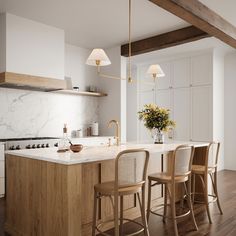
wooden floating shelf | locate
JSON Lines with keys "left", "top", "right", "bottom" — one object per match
{"left": 52, "top": 89, "right": 108, "bottom": 97}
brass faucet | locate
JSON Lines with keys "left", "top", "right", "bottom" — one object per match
{"left": 108, "top": 120, "right": 120, "bottom": 146}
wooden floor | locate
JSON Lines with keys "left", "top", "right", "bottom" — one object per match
{"left": 0, "top": 170, "right": 236, "bottom": 236}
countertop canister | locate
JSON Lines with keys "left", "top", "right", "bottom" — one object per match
{"left": 91, "top": 122, "right": 99, "bottom": 136}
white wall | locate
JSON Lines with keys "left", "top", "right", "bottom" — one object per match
{"left": 213, "top": 50, "right": 225, "bottom": 170}
{"left": 0, "top": 13, "right": 6, "bottom": 72}
{"left": 127, "top": 66, "right": 138, "bottom": 141}
{"left": 120, "top": 56, "right": 127, "bottom": 142}
{"left": 65, "top": 44, "right": 98, "bottom": 90}
{"left": 97, "top": 46, "right": 127, "bottom": 141}
{"left": 224, "top": 52, "right": 236, "bottom": 170}
{"left": 5, "top": 13, "right": 64, "bottom": 79}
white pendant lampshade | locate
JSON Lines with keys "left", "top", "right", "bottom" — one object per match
{"left": 147, "top": 64, "right": 165, "bottom": 79}
{"left": 86, "top": 48, "right": 111, "bottom": 66}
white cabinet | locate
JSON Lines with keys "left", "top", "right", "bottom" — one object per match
{"left": 156, "top": 89, "right": 172, "bottom": 111}
{"left": 138, "top": 90, "right": 155, "bottom": 142}
{"left": 172, "top": 58, "right": 190, "bottom": 88}
{"left": 191, "top": 53, "right": 212, "bottom": 86}
{"left": 138, "top": 65, "right": 155, "bottom": 92}
{"left": 156, "top": 62, "right": 171, "bottom": 90}
{"left": 173, "top": 88, "right": 190, "bottom": 140}
{"left": 191, "top": 86, "right": 213, "bottom": 141}
{"left": 137, "top": 51, "right": 222, "bottom": 146}
{"left": 0, "top": 143, "right": 4, "bottom": 197}
{"left": 0, "top": 144, "right": 3, "bottom": 160}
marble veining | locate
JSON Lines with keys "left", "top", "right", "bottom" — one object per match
{"left": 0, "top": 87, "right": 99, "bottom": 138}
{"left": 5, "top": 141, "right": 209, "bottom": 165}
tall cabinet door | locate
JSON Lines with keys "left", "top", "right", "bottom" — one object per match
{"left": 172, "top": 58, "right": 190, "bottom": 88}
{"left": 138, "top": 89, "right": 155, "bottom": 142}
{"left": 191, "top": 86, "right": 213, "bottom": 141}
{"left": 156, "top": 89, "right": 173, "bottom": 118}
{"left": 173, "top": 88, "right": 190, "bottom": 140}
{"left": 156, "top": 62, "right": 171, "bottom": 90}
{"left": 191, "top": 53, "right": 212, "bottom": 86}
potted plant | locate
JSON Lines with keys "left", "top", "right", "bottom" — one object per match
{"left": 138, "top": 104, "right": 175, "bottom": 144}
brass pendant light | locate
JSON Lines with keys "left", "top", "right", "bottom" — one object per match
{"left": 86, "top": 0, "right": 133, "bottom": 83}
{"left": 86, "top": 0, "right": 165, "bottom": 84}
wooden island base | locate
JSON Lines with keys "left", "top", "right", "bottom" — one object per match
{"left": 5, "top": 146, "right": 207, "bottom": 236}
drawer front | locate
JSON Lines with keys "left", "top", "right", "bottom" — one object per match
{"left": 0, "top": 161, "right": 4, "bottom": 177}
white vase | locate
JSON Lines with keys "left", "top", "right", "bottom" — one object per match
{"left": 153, "top": 129, "right": 164, "bottom": 144}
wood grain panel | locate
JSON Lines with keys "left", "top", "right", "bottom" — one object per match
{"left": 121, "top": 26, "right": 209, "bottom": 56}
{"left": 0, "top": 72, "right": 67, "bottom": 91}
{"left": 5, "top": 155, "right": 82, "bottom": 236}
{"left": 81, "top": 163, "right": 100, "bottom": 224}
{"left": 149, "top": 0, "right": 236, "bottom": 48}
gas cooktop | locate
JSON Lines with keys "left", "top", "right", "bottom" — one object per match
{"left": 3, "top": 137, "right": 60, "bottom": 150}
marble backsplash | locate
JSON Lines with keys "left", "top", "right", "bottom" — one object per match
{"left": 0, "top": 88, "right": 99, "bottom": 139}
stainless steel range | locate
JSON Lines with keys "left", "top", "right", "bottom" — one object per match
{"left": 3, "top": 137, "right": 60, "bottom": 151}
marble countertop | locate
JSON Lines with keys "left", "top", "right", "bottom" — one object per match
{"left": 5, "top": 141, "right": 209, "bottom": 165}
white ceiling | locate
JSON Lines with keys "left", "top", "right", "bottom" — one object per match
{"left": 1, "top": 0, "right": 236, "bottom": 49}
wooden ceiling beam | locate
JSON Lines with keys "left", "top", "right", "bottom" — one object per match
{"left": 121, "top": 25, "right": 209, "bottom": 57}
{"left": 149, "top": 0, "right": 236, "bottom": 49}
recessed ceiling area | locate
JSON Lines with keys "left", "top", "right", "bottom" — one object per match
{"left": 1, "top": 0, "right": 236, "bottom": 50}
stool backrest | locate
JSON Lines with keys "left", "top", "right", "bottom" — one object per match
{"left": 206, "top": 142, "right": 220, "bottom": 169}
{"left": 115, "top": 149, "right": 149, "bottom": 189}
{"left": 171, "top": 145, "right": 195, "bottom": 180}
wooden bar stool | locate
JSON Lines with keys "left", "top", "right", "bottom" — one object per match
{"left": 147, "top": 145, "right": 198, "bottom": 236}
{"left": 92, "top": 149, "right": 150, "bottom": 236}
{"left": 192, "top": 141, "right": 223, "bottom": 224}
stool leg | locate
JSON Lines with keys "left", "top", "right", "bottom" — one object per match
{"left": 184, "top": 181, "right": 198, "bottom": 231}
{"left": 200, "top": 174, "right": 212, "bottom": 224}
{"left": 163, "top": 184, "right": 168, "bottom": 223}
{"left": 120, "top": 195, "right": 124, "bottom": 235}
{"left": 92, "top": 191, "right": 98, "bottom": 236}
{"left": 192, "top": 173, "right": 196, "bottom": 203}
{"left": 147, "top": 179, "right": 152, "bottom": 222}
{"left": 138, "top": 188, "right": 150, "bottom": 236}
{"left": 212, "top": 172, "right": 223, "bottom": 214}
{"left": 114, "top": 194, "right": 119, "bottom": 236}
{"left": 180, "top": 184, "right": 185, "bottom": 210}
{"left": 169, "top": 185, "right": 178, "bottom": 236}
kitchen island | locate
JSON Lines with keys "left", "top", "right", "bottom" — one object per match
{"left": 5, "top": 141, "right": 208, "bottom": 236}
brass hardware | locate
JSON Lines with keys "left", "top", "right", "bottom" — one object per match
{"left": 95, "top": 60, "right": 101, "bottom": 66}
{"left": 108, "top": 120, "right": 120, "bottom": 146}
{"left": 90, "top": 0, "right": 133, "bottom": 83}
{"left": 153, "top": 73, "right": 157, "bottom": 80}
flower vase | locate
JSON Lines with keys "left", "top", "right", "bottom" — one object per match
{"left": 153, "top": 129, "right": 164, "bottom": 144}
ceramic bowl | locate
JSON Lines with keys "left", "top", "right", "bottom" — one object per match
{"left": 70, "top": 144, "right": 83, "bottom": 153}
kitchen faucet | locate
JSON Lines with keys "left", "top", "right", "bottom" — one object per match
{"left": 108, "top": 120, "right": 120, "bottom": 146}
